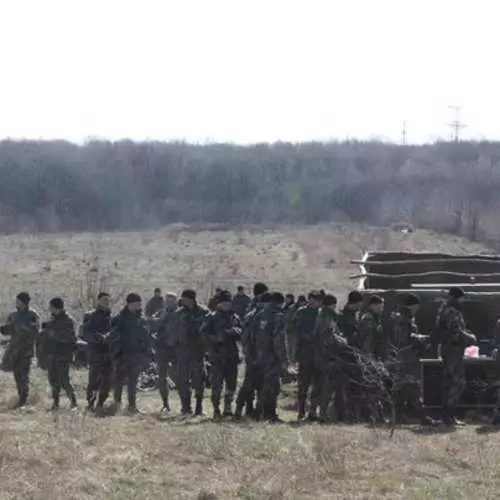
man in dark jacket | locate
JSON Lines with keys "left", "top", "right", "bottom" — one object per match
{"left": 145, "top": 288, "right": 165, "bottom": 320}
{"left": 80, "top": 292, "right": 112, "bottom": 411}
{"left": 294, "top": 290, "right": 323, "bottom": 420}
{"left": 42, "top": 297, "right": 77, "bottom": 411}
{"left": 108, "top": 293, "right": 151, "bottom": 413}
{"left": 173, "top": 289, "right": 210, "bottom": 416}
{"left": 1, "top": 292, "right": 40, "bottom": 408}
{"left": 337, "top": 291, "right": 364, "bottom": 346}
{"left": 232, "top": 286, "right": 251, "bottom": 319}
{"left": 202, "top": 290, "right": 242, "bottom": 419}
{"left": 154, "top": 292, "right": 179, "bottom": 413}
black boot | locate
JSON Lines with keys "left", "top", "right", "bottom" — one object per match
{"left": 194, "top": 397, "right": 204, "bottom": 416}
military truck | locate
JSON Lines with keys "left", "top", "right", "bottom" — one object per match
{"left": 352, "top": 251, "right": 500, "bottom": 411}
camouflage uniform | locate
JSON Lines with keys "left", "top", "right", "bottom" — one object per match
{"left": 337, "top": 306, "right": 359, "bottom": 346}
{"left": 253, "top": 304, "right": 288, "bottom": 420}
{"left": 202, "top": 310, "right": 242, "bottom": 416}
{"left": 294, "top": 306, "right": 322, "bottom": 418}
{"left": 235, "top": 304, "right": 263, "bottom": 417}
{"left": 232, "top": 293, "right": 251, "bottom": 320}
{"left": 173, "top": 304, "right": 210, "bottom": 415}
{"left": 283, "top": 303, "right": 297, "bottom": 362}
{"left": 1, "top": 308, "right": 40, "bottom": 407}
{"left": 154, "top": 308, "right": 178, "bottom": 410}
{"left": 315, "top": 308, "right": 349, "bottom": 422}
{"left": 145, "top": 296, "right": 165, "bottom": 319}
{"left": 357, "top": 311, "right": 387, "bottom": 360}
{"left": 42, "top": 311, "right": 77, "bottom": 408}
{"left": 391, "top": 307, "right": 428, "bottom": 420}
{"left": 108, "top": 307, "right": 151, "bottom": 410}
{"left": 80, "top": 308, "right": 112, "bottom": 409}
{"left": 435, "top": 300, "right": 475, "bottom": 421}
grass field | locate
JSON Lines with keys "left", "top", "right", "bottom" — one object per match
{"left": 0, "top": 224, "right": 497, "bottom": 499}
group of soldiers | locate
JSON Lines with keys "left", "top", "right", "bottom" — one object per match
{"left": 0, "top": 283, "right": 484, "bottom": 426}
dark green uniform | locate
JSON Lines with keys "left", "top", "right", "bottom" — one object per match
{"left": 294, "top": 305, "right": 321, "bottom": 419}
{"left": 145, "top": 296, "right": 165, "bottom": 319}
{"left": 173, "top": 304, "right": 210, "bottom": 415}
{"left": 232, "top": 293, "right": 251, "bottom": 320}
{"left": 315, "top": 307, "right": 349, "bottom": 422}
{"left": 1, "top": 308, "right": 40, "bottom": 407}
{"left": 202, "top": 310, "right": 242, "bottom": 416}
{"left": 108, "top": 307, "right": 151, "bottom": 410}
{"left": 435, "top": 300, "right": 475, "bottom": 422}
{"left": 357, "top": 310, "right": 387, "bottom": 360}
{"left": 42, "top": 311, "right": 77, "bottom": 408}
{"left": 80, "top": 308, "right": 112, "bottom": 410}
{"left": 253, "top": 304, "right": 288, "bottom": 421}
{"left": 337, "top": 305, "right": 359, "bottom": 346}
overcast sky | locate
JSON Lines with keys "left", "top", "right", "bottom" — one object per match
{"left": 0, "top": 0, "right": 497, "bottom": 144}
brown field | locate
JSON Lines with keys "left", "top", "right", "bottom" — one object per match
{"left": 0, "top": 224, "right": 497, "bottom": 499}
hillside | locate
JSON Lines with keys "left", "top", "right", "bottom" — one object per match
{"left": 0, "top": 223, "right": 491, "bottom": 319}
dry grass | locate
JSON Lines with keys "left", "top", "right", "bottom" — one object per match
{"left": 0, "top": 223, "right": 496, "bottom": 499}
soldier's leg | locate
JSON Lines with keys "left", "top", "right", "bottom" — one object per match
{"left": 192, "top": 355, "right": 206, "bottom": 416}
{"left": 113, "top": 363, "right": 125, "bottom": 406}
{"left": 13, "top": 355, "right": 31, "bottom": 407}
{"left": 157, "top": 354, "right": 170, "bottom": 410}
{"left": 97, "top": 357, "right": 112, "bottom": 408}
{"left": 126, "top": 361, "right": 141, "bottom": 411}
{"left": 267, "top": 370, "right": 281, "bottom": 421}
{"left": 297, "top": 358, "right": 312, "bottom": 418}
{"left": 236, "top": 363, "right": 253, "bottom": 417}
{"left": 319, "top": 370, "right": 335, "bottom": 422}
{"left": 448, "top": 361, "right": 466, "bottom": 419}
{"left": 210, "top": 363, "right": 224, "bottom": 417}
{"left": 223, "top": 360, "right": 238, "bottom": 416}
{"left": 87, "top": 361, "right": 101, "bottom": 409}
{"left": 176, "top": 353, "right": 192, "bottom": 414}
{"left": 309, "top": 367, "right": 323, "bottom": 419}
{"left": 60, "top": 360, "right": 77, "bottom": 407}
{"left": 48, "top": 357, "right": 61, "bottom": 409}
{"left": 334, "top": 370, "right": 347, "bottom": 422}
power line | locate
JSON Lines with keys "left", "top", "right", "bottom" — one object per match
{"left": 448, "top": 105, "right": 466, "bottom": 142}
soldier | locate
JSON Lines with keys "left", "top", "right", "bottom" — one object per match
{"left": 202, "top": 290, "right": 242, "bottom": 419}
{"left": 391, "top": 293, "right": 438, "bottom": 425}
{"left": 294, "top": 290, "right": 323, "bottom": 420}
{"left": 357, "top": 295, "right": 386, "bottom": 359}
{"left": 246, "top": 282, "right": 269, "bottom": 315}
{"left": 41, "top": 298, "right": 78, "bottom": 411}
{"left": 235, "top": 291, "right": 272, "bottom": 419}
{"left": 435, "top": 287, "right": 476, "bottom": 426}
{"left": 337, "top": 291, "right": 364, "bottom": 346}
{"left": 316, "top": 294, "right": 349, "bottom": 423}
{"left": 253, "top": 292, "right": 288, "bottom": 422}
{"left": 155, "top": 292, "right": 179, "bottom": 413}
{"left": 232, "top": 286, "right": 251, "bottom": 319}
{"left": 0, "top": 292, "right": 40, "bottom": 409}
{"left": 80, "top": 292, "right": 112, "bottom": 411}
{"left": 108, "top": 293, "right": 151, "bottom": 413}
{"left": 174, "top": 289, "right": 210, "bottom": 416}
{"left": 145, "top": 288, "right": 165, "bottom": 319}
{"left": 208, "top": 288, "right": 222, "bottom": 312}
{"left": 283, "top": 293, "right": 296, "bottom": 362}
{"left": 295, "top": 295, "right": 307, "bottom": 310}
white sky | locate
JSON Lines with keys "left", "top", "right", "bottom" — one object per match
{"left": 0, "top": 0, "right": 498, "bottom": 144}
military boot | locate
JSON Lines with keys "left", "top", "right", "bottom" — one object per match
{"left": 194, "top": 396, "right": 204, "bottom": 417}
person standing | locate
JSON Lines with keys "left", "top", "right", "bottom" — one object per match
{"left": 155, "top": 292, "right": 179, "bottom": 413}
{"left": 80, "top": 292, "right": 112, "bottom": 411}
{"left": 174, "top": 289, "right": 210, "bottom": 416}
{"left": 145, "top": 288, "right": 165, "bottom": 319}
{"left": 0, "top": 292, "right": 40, "bottom": 409}
{"left": 202, "top": 290, "right": 242, "bottom": 419}
{"left": 108, "top": 293, "right": 151, "bottom": 414}
{"left": 294, "top": 291, "right": 323, "bottom": 420}
{"left": 232, "top": 286, "right": 251, "bottom": 319}
{"left": 435, "top": 287, "right": 476, "bottom": 426}
{"left": 42, "top": 298, "right": 77, "bottom": 411}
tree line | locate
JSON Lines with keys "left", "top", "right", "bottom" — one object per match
{"left": 1, "top": 139, "right": 500, "bottom": 243}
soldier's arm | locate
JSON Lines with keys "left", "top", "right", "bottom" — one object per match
{"left": 80, "top": 313, "right": 105, "bottom": 343}
{"left": 447, "top": 311, "right": 476, "bottom": 344}
{"left": 357, "top": 314, "right": 374, "bottom": 350}
{"left": 52, "top": 318, "right": 77, "bottom": 344}
{"left": 274, "top": 315, "right": 288, "bottom": 367}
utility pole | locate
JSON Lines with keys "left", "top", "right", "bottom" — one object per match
{"left": 448, "top": 105, "right": 466, "bottom": 142}
{"left": 401, "top": 120, "right": 407, "bottom": 145}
